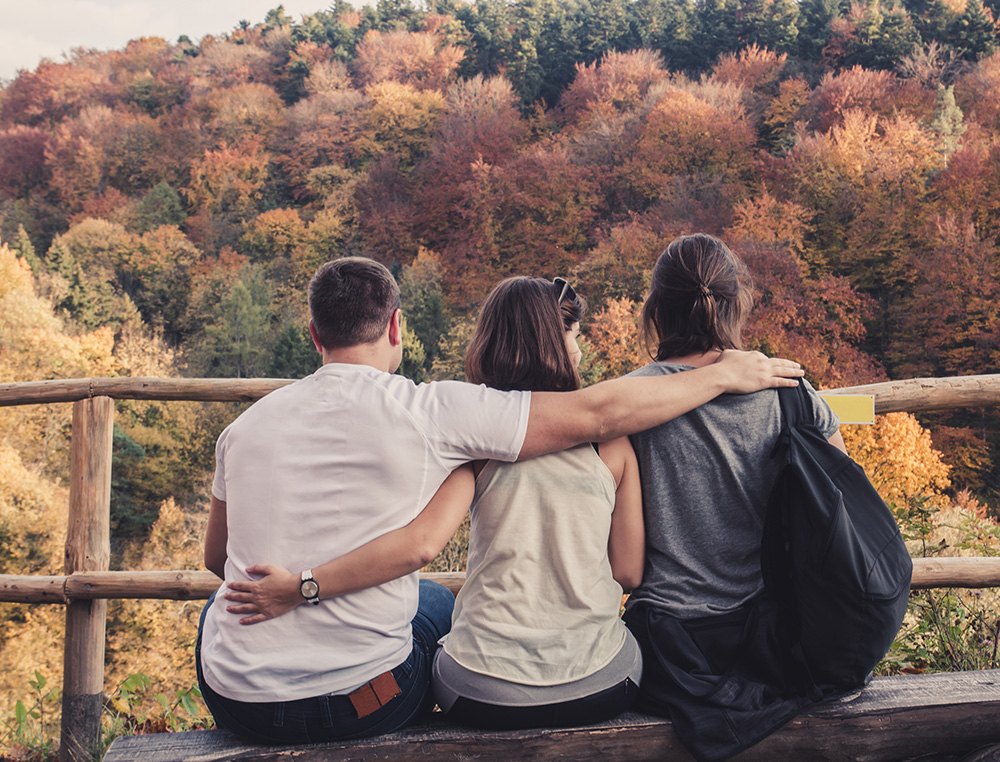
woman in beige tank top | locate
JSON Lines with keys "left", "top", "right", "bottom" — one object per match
{"left": 431, "top": 276, "right": 646, "bottom": 729}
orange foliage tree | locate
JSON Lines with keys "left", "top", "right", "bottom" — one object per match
{"left": 353, "top": 28, "right": 465, "bottom": 92}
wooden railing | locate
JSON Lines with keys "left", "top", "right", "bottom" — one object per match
{"left": 2, "top": 374, "right": 1000, "bottom": 761}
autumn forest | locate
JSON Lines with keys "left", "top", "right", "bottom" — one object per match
{"left": 3, "top": 0, "right": 1000, "bottom": 738}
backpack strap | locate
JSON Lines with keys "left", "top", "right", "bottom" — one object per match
{"left": 777, "top": 382, "right": 812, "bottom": 431}
{"left": 771, "top": 384, "right": 809, "bottom": 460}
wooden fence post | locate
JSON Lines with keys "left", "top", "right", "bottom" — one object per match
{"left": 60, "top": 397, "right": 113, "bottom": 762}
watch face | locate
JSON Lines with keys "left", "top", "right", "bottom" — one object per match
{"left": 301, "top": 579, "right": 320, "bottom": 599}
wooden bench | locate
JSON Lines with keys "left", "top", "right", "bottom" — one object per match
{"left": 102, "top": 669, "right": 1000, "bottom": 761}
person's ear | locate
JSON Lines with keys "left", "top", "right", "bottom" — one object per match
{"left": 308, "top": 320, "right": 323, "bottom": 354}
{"left": 387, "top": 308, "right": 403, "bottom": 347}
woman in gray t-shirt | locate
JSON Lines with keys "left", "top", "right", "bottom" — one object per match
{"left": 623, "top": 233, "right": 845, "bottom": 758}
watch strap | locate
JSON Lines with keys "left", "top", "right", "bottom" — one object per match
{"left": 300, "top": 569, "right": 320, "bottom": 605}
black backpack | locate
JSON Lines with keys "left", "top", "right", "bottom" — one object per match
{"left": 760, "top": 383, "right": 912, "bottom": 696}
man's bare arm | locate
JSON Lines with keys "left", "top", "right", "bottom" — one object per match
{"left": 519, "top": 350, "right": 803, "bottom": 460}
{"left": 204, "top": 495, "right": 228, "bottom": 579}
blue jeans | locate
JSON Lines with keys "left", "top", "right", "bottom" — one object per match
{"left": 196, "top": 579, "right": 455, "bottom": 744}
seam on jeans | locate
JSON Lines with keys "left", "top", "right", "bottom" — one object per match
{"left": 320, "top": 696, "right": 335, "bottom": 728}
{"left": 272, "top": 702, "right": 285, "bottom": 728}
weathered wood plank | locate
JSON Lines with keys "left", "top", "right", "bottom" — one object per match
{"left": 0, "top": 559, "right": 996, "bottom": 606}
{"left": 102, "top": 671, "right": 1000, "bottom": 762}
{"left": 910, "top": 557, "right": 1000, "bottom": 590}
{"left": 62, "top": 397, "right": 113, "bottom": 762}
{"left": 0, "top": 377, "right": 293, "bottom": 406}
{"left": 2, "top": 374, "right": 1000, "bottom": 413}
{"left": 826, "top": 374, "right": 1000, "bottom": 414}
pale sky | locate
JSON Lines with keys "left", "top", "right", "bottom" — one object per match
{"left": 0, "top": 1, "right": 339, "bottom": 82}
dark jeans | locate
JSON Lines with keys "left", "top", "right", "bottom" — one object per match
{"left": 196, "top": 578, "right": 455, "bottom": 744}
{"left": 443, "top": 676, "right": 638, "bottom": 730}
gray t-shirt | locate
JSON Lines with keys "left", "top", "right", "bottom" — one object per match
{"left": 625, "top": 362, "right": 840, "bottom": 619}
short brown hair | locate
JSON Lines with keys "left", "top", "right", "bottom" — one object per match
{"left": 641, "top": 234, "right": 753, "bottom": 361}
{"left": 465, "top": 277, "right": 585, "bottom": 393}
{"left": 308, "top": 257, "right": 401, "bottom": 350}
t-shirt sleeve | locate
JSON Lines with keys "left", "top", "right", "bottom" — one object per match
{"left": 211, "top": 425, "right": 230, "bottom": 502}
{"left": 804, "top": 380, "right": 840, "bottom": 438}
{"left": 416, "top": 380, "right": 531, "bottom": 466}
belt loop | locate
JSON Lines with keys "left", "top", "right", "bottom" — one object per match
{"left": 272, "top": 701, "right": 285, "bottom": 729}
{"left": 319, "top": 695, "right": 335, "bottom": 728}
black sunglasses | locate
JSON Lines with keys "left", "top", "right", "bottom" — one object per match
{"left": 552, "top": 277, "right": 576, "bottom": 304}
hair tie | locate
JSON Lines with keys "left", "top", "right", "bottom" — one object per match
{"left": 698, "top": 285, "right": 714, "bottom": 299}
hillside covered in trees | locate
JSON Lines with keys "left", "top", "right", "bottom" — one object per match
{"left": 2, "top": 0, "right": 1000, "bottom": 734}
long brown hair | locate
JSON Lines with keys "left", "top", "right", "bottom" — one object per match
{"left": 641, "top": 234, "right": 753, "bottom": 361}
{"left": 465, "top": 277, "right": 586, "bottom": 392}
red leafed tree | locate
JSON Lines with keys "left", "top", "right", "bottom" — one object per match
{"left": 572, "top": 219, "right": 664, "bottom": 310}
{"left": 891, "top": 213, "right": 1000, "bottom": 379}
{"left": 622, "top": 85, "right": 756, "bottom": 201}
{"left": 711, "top": 44, "right": 787, "bottom": 92}
{"left": 0, "top": 60, "right": 106, "bottom": 127}
{"left": 726, "top": 195, "right": 885, "bottom": 387}
{"left": 410, "top": 76, "right": 528, "bottom": 288}
{"left": 810, "top": 65, "right": 900, "bottom": 133}
{"left": 46, "top": 106, "right": 165, "bottom": 211}
{"left": 737, "top": 239, "right": 885, "bottom": 388}
{"left": 184, "top": 137, "right": 271, "bottom": 221}
{"left": 275, "top": 87, "right": 367, "bottom": 199}
{"left": 353, "top": 29, "right": 465, "bottom": 92}
{"left": 557, "top": 49, "right": 669, "bottom": 128}
{"left": 0, "top": 126, "right": 51, "bottom": 200}
{"left": 931, "top": 129, "right": 1000, "bottom": 248}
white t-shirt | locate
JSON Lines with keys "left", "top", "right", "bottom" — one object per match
{"left": 200, "top": 362, "right": 530, "bottom": 702}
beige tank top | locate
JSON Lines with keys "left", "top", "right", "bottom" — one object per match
{"left": 441, "top": 444, "right": 628, "bottom": 685}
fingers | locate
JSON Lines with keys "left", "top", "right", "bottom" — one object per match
{"left": 240, "top": 614, "right": 268, "bottom": 625}
{"left": 225, "top": 602, "right": 261, "bottom": 614}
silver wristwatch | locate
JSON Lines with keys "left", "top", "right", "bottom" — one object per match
{"left": 299, "top": 569, "right": 320, "bottom": 605}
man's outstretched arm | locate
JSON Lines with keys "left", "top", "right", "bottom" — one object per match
{"left": 518, "top": 349, "right": 802, "bottom": 460}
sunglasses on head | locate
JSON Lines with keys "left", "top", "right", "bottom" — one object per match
{"left": 552, "top": 277, "right": 576, "bottom": 304}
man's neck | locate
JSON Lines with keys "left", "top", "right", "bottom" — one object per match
{"left": 321, "top": 345, "right": 393, "bottom": 373}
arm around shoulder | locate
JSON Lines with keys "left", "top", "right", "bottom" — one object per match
{"left": 519, "top": 351, "right": 803, "bottom": 460}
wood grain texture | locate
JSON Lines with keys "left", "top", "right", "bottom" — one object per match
{"left": 101, "top": 671, "right": 1000, "bottom": 762}
{"left": 0, "top": 560, "right": 997, "bottom": 605}
{"left": 62, "top": 398, "right": 113, "bottom": 762}
{"left": 825, "top": 374, "right": 1000, "bottom": 414}
{"left": 1, "top": 374, "right": 1000, "bottom": 413}
{"left": 0, "top": 377, "right": 293, "bottom": 406}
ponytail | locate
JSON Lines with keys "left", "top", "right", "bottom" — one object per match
{"left": 641, "top": 234, "right": 753, "bottom": 362}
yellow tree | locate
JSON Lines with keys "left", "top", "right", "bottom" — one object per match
{"left": 842, "top": 413, "right": 951, "bottom": 511}
{"left": 584, "top": 297, "right": 646, "bottom": 382}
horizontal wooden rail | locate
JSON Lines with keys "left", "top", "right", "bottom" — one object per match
{"left": 0, "top": 562, "right": 993, "bottom": 605}
{"left": 0, "top": 378, "right": 293, "bottom": 407}
{"left": 2, "top": 374, "right": 1000, "bottom": 412}
{"left": 827, "top": 374, "right": 1000, "bottom": 414}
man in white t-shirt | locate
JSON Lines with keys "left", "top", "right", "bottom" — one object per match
{"left": 196, "top": 257, "right": 804, "bottom": 744}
